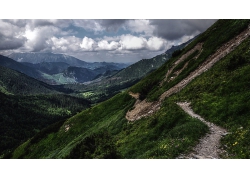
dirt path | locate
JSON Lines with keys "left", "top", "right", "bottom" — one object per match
{"left": 160, "top": 43, "right": 203, "bottom": 85}
{"left": 126, "top": 26, "right": 250, "bottom": 122}
{"left": 176, "top": 102, "right": 228, "bottom": 159}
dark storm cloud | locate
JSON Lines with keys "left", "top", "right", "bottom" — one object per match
{"left": 2, "top": 19, "right": 71, "bottom": 30}
{"left": 0, "top": 33, "right": 25, "bottom": 50}
{"left": 2, "top": 19, "right": 27, "bottom": 27}
{"left": 97, "top": 19, "right": 128, "bottom": 32}
{"left": 31, "top": 20, "right": 56, "bottom": 27}
{"left": 150, "top": 19, "right": 217, "bottom": 40}
{"left": 29, "top": 19, "right": 72, "bottom": 29}
{"left": 31, "top": 41, "right": 48, "bottom": 52}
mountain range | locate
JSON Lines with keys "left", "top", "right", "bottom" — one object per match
{"left": 2, "top": 52, "right": 128, "bottom": 84}
{"left": 8, "top": 52, "right": 128, "bottom": 69}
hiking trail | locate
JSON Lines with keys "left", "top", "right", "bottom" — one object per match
{"left": 176, "top": 102, "right": 228, "bottom": 159}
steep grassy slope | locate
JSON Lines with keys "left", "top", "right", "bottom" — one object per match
{"left": 10, "top": 93, "right": 207, "bottom": 159}
{"left": 9, "top": 19, "right": 250, "bottom": 159}
{"left": 129, "top": 20, "right": 250, "bottom": 101}
{"left": 127, "top": 19, "right": 250, "bottom": 158}
{"left": 112, "top": 38, "right": 194, "bottom": 82}
{"left": 176, "top": 36, "right": 250, "bottom": 158}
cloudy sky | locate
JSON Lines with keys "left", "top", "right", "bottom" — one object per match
{"left": 0, "top": 19, "right": 216, "bottom": 63}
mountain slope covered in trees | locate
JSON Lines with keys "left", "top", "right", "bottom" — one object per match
{"left": 0, "top": 65, "right": 91, "bottom": 155}
{"left": 0, "top": 55, "right": 42, "bottom": 80}
{"left": 0, "top": 92, "right": 90, "bottom": 156}
{"left": 0, "top": 65, "right": 59, "bottom": 95}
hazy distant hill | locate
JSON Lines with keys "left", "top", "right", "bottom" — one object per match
{"left": 8, "top": 52, "right": 128, "bottom": 70}
{"left": 7, "top": 52, "right": 129, "bottom": 85}
{"left": 9, "top": 52, "right": 88, "bottom": 67}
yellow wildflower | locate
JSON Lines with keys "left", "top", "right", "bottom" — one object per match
{"left": 233, "top": 142, "right": 238, "bottom": 146}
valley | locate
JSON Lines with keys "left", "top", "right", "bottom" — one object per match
{"left": 2, "top": 47, "right": 187, "bottom": 104}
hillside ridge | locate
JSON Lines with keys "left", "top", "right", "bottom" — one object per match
{"left": 126, "top": 26, "right": 250, "bottom": 121}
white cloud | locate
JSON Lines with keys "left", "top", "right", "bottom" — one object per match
{"left": 118, "top": 34, "right": 167, "bottom": 51}
{"left": 50, "top": 34, "right": 168, "bottom": 54}
{"left": 69, "top": 34, "right": 167, "bottom": 53}
{"left": 97, "top": 40, "right": 120, "bottom": 51}
{"left": 23, "top": 25, "right": 61, "bottom": 51}
{"left": 45, "top": 33, "right": 169, "bottom": 55}
{"left": 47, "top": 36, "right": 82, "bottom": 52}
{"left": 119, "top": 34, "right": 147, "bottom": 50}
{"left": 146, "top": 37, "right": 165, "bottom": 51}
{"left": 23, "top": 29, "right": 37, "bottom": 41}
{"left": 80, "top": 37, "right": 95, "bottom": 51}
{"left": 96, "top": 36, "right": 121, "bottom": 42}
